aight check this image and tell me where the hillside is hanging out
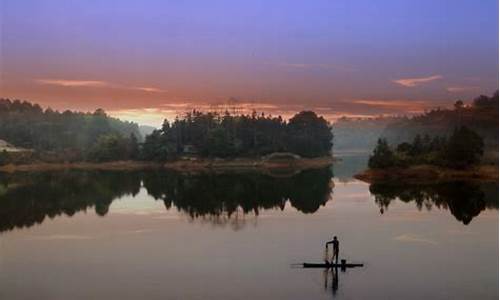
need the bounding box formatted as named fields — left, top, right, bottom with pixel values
left=0, top=99, right=142, bottom=154
left=382, top=92, right=498, bottom=151
left=332, top=92, right=498, bottom=160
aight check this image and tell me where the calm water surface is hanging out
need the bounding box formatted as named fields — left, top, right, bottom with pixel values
left=0, top=155, right=498, bottom=299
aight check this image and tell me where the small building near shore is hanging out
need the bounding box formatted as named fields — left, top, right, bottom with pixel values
left=0, top=139, right=29, bottom=152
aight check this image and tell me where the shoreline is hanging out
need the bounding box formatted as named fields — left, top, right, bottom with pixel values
left=354, top=164, right=498, bottom=184
left=0, top=156, right=335, bottom=173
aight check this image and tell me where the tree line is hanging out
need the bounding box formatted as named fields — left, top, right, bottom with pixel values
left=382, top=91, right=498, bottom=151
left=369, top=126, right=484, bottom=169
left=141, top=110, right=333, bottom=160
left=0, top=99, right=333, bottom=164
left=0, top=99, right=141, bottom=162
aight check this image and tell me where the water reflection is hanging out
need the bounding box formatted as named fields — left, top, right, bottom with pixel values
left=0, top=168, right=497, bottom=234
left=0, top=171, right=142, bottom=232
left=323, top=267, right=346, bottom=298
left=0, top=168, right=334, bottom=233
left=369, top=181, right=499, bottom=225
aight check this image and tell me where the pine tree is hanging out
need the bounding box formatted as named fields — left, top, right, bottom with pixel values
left=368, top=138, right=396, bottom=169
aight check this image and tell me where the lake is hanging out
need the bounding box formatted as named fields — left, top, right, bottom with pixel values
left=0, top=154, right=498, bottom=299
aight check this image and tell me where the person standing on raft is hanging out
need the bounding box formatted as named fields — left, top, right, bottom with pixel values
left=325, top=236, right=339, bottom=264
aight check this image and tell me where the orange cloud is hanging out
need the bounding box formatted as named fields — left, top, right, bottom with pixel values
left=393, top=75, right=442, bottom=87
left=133, top=87, right=167, bottom=93
left=351, top=99, right=428, bottom=111
left=36, top=79, right=108, bottom=87
left=35, top=79, right=166, bottom=93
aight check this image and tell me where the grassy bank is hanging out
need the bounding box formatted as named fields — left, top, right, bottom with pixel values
left=355, top=164, right=498, bottom=184
left=0, top=156, right=334, bottom=173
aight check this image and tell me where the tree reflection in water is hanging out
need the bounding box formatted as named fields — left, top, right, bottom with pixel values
left=1, top=169, right=496, bottom=233
left=0, top=171, right=142, bottom=232
left=0, top=168, right=334, bottom=233
left=369, top=181, right=498, bottom=225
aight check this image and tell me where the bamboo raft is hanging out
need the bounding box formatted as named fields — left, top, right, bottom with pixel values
left=302, top=260, right=363, bottom=269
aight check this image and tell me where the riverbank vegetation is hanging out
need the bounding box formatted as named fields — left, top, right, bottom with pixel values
left=356, top=125, right=498, bottom=183
left=381, top=91, right=498, bottom=152
left=332, top=91, right=498, bottom=161
left=368, top=126, right=485, bottom=170
left=0, top=99, right=141, bottom=154
left=0, top=98, right=333, bottom=166
left=142, top=110, right=332, bottom=160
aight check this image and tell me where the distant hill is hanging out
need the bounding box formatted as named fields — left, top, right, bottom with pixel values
left=0, top=99, right=142, bottom=152
left=332, top=92, right=498, bottom=159
left=381, top=91, right=498, bottom=151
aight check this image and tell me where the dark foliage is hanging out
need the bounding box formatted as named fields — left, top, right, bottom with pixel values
left=368, top=127, right=484, bottom=169
left=141, top=110, right=333, bottom=160
left=382, top=91, right=498, bottom=151
left=444, top=126, right=484, bottom=169
left=0, top=99, right=142, bottom=161
left=368, top=138, right=396, bottom=169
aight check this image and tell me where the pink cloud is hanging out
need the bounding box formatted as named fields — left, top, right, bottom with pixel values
left=36, top=78, right=166, bottom=93
left=393, top=75, right=443, bottom=87
left=36, top=79, right=108, bottom=87
left=446, top=86, right=479, bottom=93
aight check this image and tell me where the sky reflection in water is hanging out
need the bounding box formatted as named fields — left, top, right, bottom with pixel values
left=0, top=159, right=497, bottom=299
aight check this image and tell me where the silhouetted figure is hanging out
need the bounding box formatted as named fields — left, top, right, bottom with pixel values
left=325, top=236, right=339, bottom=264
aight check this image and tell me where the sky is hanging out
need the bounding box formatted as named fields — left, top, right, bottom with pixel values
left=1, top=0, right=498, bottom=126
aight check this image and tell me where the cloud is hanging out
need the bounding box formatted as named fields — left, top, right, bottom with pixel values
left=133, top=86, right=166, bottom=93
left=394, top=234, right=437, bottom=245
left=266, top=62, right=356, bottom=72
left=110, top=99, right=430, bottom=127
left=393, top=75, right=443, bottom=87
left=36, top=79, right=108, bottom=87
left=36, top=78, right=166, bottom=93
left=350, top=99, right=428, bottom=112
left=446, top=86, right=479, bottom=93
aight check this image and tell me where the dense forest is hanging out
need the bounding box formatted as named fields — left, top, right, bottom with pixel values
left=0, top=99, right=332, bottom=163
left=381, top=91, right=499, bottom=151
left=332, top=91, right=498, bottom=157
left=368, top=126, right=485, bottom=170
left=142, top=110, right=333, bottom=160
left=0, top=99, right=142, bottom=162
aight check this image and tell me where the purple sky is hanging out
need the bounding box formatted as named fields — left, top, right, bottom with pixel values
left=1, top=0, right=498, bottom=125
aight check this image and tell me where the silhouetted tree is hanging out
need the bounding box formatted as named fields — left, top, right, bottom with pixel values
left=142, top=110, right=332, bottom=160
left=444, top=126, right=484, bottom=169
left=286, top=111, right=333, bottom=157
left=368, top=138, right=396, bottom=169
